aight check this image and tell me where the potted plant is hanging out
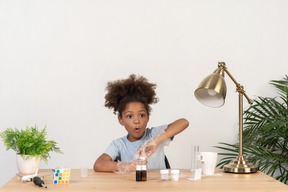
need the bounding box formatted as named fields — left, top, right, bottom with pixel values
left=0, top=125, right=63, bottom=174
left=215, top=75, right=288, bottom=184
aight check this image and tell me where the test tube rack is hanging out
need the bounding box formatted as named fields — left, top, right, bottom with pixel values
left=52, top=168, right=71, bottom=184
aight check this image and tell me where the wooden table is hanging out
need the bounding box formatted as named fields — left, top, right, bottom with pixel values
left=0, top=169, right=287, bottom=192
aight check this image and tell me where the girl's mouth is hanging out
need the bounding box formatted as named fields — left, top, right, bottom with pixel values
left=134, top=128, right=140, bottom=132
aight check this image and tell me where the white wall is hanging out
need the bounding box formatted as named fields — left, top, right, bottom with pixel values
left=1, top=0, right=288, bottom=187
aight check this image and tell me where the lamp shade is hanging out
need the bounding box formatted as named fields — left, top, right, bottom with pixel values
left=194, top=67, right=227, bottom=108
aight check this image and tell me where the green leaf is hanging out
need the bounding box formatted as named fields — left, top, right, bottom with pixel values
left=0, top=125, right=63, bottom=164
left=215, top=75, right=288, bottom=185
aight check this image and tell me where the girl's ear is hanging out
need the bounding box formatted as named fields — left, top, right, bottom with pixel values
left=118, top=115, right=124, bottom=126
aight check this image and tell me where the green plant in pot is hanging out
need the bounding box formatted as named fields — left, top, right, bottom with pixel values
left=215, top=75, right=288, bottom=184
left=0, top=125, right=63, bottom=174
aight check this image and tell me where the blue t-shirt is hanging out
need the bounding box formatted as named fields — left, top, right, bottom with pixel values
left=104, top=124, right=171, bottom=169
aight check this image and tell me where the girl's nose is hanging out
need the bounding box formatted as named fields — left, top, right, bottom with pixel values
left=134, top=117, right=140, bottom=124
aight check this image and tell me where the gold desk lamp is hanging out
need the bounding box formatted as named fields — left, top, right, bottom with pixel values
left=194, top=61, right=258, bottom=173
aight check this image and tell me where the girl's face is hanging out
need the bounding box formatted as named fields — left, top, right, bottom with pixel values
left=118, top=102, right=149, bottom=142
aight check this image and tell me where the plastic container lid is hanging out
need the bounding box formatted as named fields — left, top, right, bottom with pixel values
left=136, top=165, right=142, bottom=170
left=171, top=169, right=180, bottom=174
left=141, top=165, right=147, bottom=170
left=160, top=169, right=169, bottom=174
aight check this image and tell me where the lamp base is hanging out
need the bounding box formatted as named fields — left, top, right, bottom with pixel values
left=224, top=155, right=258, bottom=173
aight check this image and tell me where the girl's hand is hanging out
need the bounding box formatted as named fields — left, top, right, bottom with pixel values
left=116, top=159, right=147, bottom=173
left=116, top=161, right=136, bottom=173
left=137, top=140, right=158, bottom=159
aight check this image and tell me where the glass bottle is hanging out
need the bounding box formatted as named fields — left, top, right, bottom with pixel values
left=141, top=165, right=147, bottom=181
left=136, top=165, right=142, bottom=182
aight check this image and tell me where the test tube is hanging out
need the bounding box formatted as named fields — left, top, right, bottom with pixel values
left=191, top=145, right=200, bottom=170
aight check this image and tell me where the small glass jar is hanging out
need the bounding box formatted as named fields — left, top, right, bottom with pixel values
left=141, top=165, right=147, bottom=181
left=136, top=165, right=142, bottom=182
left=160, top=169, right=169, bottom=181
left=171, top=170, right=180, bottom=181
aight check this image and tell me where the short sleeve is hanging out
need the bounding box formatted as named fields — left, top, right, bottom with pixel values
left=104, top=141, right=120, bottom=161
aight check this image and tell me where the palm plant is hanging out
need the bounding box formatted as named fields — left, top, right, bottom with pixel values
left=215, top=75, right=288, bottom=184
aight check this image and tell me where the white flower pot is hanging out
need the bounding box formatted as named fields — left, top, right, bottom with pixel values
left=16, top=154, right=41, bottom=174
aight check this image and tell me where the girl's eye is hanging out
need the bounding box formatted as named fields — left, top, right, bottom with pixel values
left=140, top=114, right=145, bottom=118
left=127, top=115, right=132, bottom=119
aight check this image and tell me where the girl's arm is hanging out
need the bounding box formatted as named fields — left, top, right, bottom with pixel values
left=155, top=118, right=189, bottom=145
left=94, top=154, right=143, bottom=172
left=138, top=118, right=189, bottom=157
left=93, top=154, right=118, bottom=172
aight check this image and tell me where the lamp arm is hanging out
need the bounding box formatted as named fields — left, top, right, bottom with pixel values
left=218, top=62, right=253, bottom=105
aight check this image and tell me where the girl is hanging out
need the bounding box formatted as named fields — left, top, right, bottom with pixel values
left=93, top=74, right=189, bottom=172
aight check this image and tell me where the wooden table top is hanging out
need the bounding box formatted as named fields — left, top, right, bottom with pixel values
left=0, top=169, right=287, bottom=192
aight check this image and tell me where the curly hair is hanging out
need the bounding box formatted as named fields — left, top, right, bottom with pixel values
left=104, top=74, right=158, bottom=117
